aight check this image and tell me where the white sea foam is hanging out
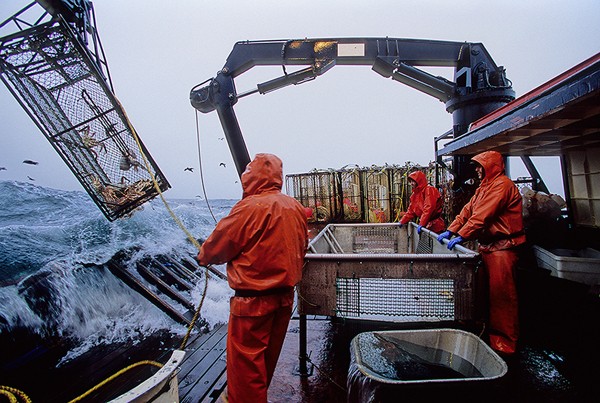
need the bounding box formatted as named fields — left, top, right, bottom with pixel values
left=0, top=180, right=237, bottom=361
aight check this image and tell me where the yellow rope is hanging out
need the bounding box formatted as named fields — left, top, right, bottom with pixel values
left=179, top=272, right=209, bottom=349
left=2, top=91, right=220, bottom=403
left=115, top=97, right=210, bottom=349
left=0, top=386, right=32, bottom=403
left=0, top=389, right=17, bottom=403
left=67, top=360, right=163, bottom=403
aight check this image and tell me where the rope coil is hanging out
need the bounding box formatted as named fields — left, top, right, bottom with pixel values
left=0, top=386, right=32, bottom=403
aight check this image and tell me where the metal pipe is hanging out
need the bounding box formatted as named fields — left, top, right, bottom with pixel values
left=390, top=71, right=450, bottom=102
left=305, top=252, right=477, bottom=260
left=414, top=223, right=475, bottom=255
left=257, top=67, right=316, bottom=94
left=298, top=313, right=309, bottom=376
left=520, top=155, right=550, bottom=194
left=395, top=62, right=454, bottom=97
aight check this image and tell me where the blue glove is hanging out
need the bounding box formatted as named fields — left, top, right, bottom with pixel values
left=417, top=225, right=423, bottom=234
left=437, top=230, right=452, bottom=244
left=447, top=236, right=464, bottom=250
left=398, top=223, right=403, bottom=228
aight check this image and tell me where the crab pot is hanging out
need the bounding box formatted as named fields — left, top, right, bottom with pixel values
left=0, top=20, right=169, bottom=220
left=286, top=164, right=438, bottom=224
left=347, top=329, right=508, bottom=402
left=285, top=170, right=340, bottom=223
left=300, top=223, right=483, bottom=323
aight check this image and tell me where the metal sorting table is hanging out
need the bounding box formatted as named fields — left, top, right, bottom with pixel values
left=296, top=222, right=482, bottom=375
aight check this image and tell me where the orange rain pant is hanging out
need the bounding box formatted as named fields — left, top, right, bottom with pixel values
left=226, top=291, right=294, bottom=403
left=482, top=249, right=520, bottom=354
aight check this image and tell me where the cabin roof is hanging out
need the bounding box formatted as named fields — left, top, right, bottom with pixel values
left=437, top=52, right=600, bottom=157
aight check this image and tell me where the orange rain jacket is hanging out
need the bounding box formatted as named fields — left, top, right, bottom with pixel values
left=197, top=154, right=308, bottom=402
left=448, top=151, right=525, bottom=251
left=447, top=150, right=524, bottom=354
left=400, top=170, right=445, bottom=233
left=197, top=153, right=308, bottom=292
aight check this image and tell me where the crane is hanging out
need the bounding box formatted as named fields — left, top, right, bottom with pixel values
left=190, top=38, right=515, bottom=186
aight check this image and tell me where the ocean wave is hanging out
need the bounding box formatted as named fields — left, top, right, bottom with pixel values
left=0, top=180, right=236, bottom=361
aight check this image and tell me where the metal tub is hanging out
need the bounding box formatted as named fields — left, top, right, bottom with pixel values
left=347, top=328, right=507, bottom=402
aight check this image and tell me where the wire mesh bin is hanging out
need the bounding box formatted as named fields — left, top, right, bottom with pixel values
left=0, top=20, right=169, bottom=221
left=340, top=168, right=363, bottom=222
left=363, top=168, right=390, bottom=223
left=300, top=223, right=482, bottom=322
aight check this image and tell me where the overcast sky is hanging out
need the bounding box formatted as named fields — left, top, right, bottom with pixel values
left=1, top=0, right=598, bottom=200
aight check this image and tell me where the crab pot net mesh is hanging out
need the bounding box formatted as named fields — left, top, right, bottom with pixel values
left=352, top=225, right=400, bottom=254
left=364, top=169, right=391, bottom=223
left=0, top=22, right=169, bottom=221
left=340, top=169, right=362, bottom=222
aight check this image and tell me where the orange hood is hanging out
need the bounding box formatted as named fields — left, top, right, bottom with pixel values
left=472, top=151, right=504, bottom=185
left=241, top=153, right=283, bottom=198
left=408, top=170, right=427, bottom=191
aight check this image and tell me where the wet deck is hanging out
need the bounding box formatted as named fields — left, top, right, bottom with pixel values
left=1, top=263, right=598, bottom=402
left=268, top=266, right=599, bottom=402
left=0, top=324, right=227, bottom=402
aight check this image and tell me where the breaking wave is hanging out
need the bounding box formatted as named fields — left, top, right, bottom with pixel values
left=0, top=180, right=235, bottom=362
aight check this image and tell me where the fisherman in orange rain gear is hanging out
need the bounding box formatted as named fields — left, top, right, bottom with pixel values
left=196, top=154, right=308, bottom=403
left=399, top=170, right=445, bottom=234
left=437, top=150, right=525, bottom=355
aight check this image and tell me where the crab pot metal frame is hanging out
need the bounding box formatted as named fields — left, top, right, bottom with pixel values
left=363, top=168, right=391, bottom=223
left=0, top=19, right=169, bottom=221
left=339, top=168, right=363, bottom=222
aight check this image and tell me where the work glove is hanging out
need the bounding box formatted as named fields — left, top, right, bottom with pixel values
left=437, top=230, right=453, bottom=244
left=447, top=236, right=464, bottom=250
left=417, top=225, right=423, bottom=234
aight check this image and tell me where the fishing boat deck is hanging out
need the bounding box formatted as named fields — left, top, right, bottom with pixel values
left=1, top=261, right=598, bottom=402
left=1, top=222, right=598, bottom=402
left=269, top=265, right=599, bottom=402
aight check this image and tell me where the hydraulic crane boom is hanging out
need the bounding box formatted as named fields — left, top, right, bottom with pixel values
left=190, top=37, right=514, bottom=182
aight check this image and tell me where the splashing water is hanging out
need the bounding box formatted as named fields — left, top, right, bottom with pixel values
left=0, top=180, right=235, bottom=361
